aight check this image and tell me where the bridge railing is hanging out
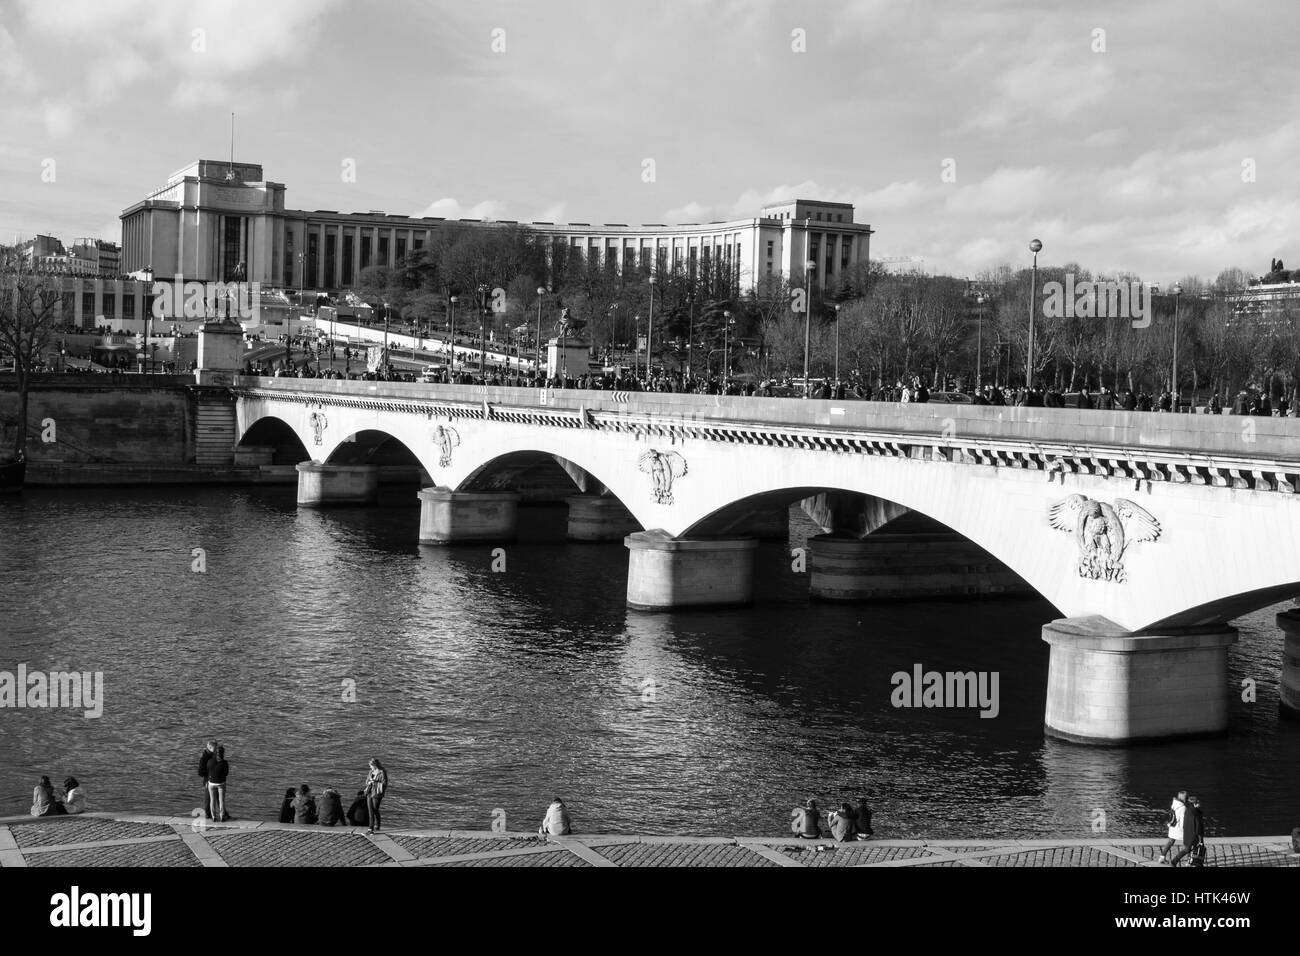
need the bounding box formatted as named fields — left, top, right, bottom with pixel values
left=233, top=376, right=1300, bottom=463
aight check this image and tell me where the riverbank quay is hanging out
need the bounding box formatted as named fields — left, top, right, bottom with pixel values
left=1, top=812, right=1296, bottom=868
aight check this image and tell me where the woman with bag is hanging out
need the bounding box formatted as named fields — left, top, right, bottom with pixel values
left=363, top=758, right=388, bottom=833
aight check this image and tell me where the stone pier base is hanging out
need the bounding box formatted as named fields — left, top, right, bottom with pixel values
left=296, top=461, right=378, bottom=507
left=566, top=495, right=640, bottom=542
left=807, top=532, right=1028, bottom=601
left=418, top=487, right=519, bottom=544
left=1274, top=610, right=1300, bottom=719
left=1042, top=616, right=1238, bottom=744
left=624, top=531, right=757, bottom=610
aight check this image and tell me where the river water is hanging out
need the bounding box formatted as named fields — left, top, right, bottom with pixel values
left=1, top=486, right=1296, bottom=839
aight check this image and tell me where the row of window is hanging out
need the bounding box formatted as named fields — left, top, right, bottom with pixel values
left=771, top=210, right=848, bottom=223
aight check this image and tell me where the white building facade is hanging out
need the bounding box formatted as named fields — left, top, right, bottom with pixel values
left=122, top=161, right=873, bottom=293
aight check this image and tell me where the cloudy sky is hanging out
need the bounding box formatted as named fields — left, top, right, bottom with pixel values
left=1, top=0, right=1295, bottom=284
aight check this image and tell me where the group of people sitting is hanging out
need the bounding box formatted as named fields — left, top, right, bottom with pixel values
left=30, top=776, right=87, bottom=816
left=275, top=758, right=389, bottom=833
left=791, top=797, right=874, bottom=842
left=279, top=784, right=371, bottom=828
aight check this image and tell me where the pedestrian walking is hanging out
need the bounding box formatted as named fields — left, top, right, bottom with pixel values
left=363, top=758, right=388, bottom=833
left=1158, top=790, right=1187, bottom=864
left=1170, top=795, right=1205, bottom=867
left=206, top=745, right=229, bottom=822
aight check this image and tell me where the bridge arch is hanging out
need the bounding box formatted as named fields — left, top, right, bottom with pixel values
left=235, top=415, right=311, bottom=466
left=683, top=485, right=1034, bottom=603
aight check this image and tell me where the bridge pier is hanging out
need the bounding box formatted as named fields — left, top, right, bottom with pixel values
left=806, top=531, right=1027, bottom=601
left=296, top=461, right=378, bottom=507
left=624, top=531, right=757, bottom=610
left=1042, top=617, right=1238, bottom=744
left=566, top=495, right=640, bottom=542
left=1273, top=610, right=1300, bottom=719
left=418, top=487, right=519, bottom=544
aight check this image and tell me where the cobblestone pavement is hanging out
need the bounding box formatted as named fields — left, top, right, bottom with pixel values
left=0, top=814, right=1296, bottom=868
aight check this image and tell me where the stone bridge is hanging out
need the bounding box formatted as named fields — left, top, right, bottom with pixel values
left=233, top=377, right=1300, bottom=744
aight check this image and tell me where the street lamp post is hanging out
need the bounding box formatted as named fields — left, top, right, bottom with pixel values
left=143, top=265, right=154, bottom=374
left=833, top=303, right=841, bottom=382
left=448, top=295, right=457, bottom=379
left=477, top=283, right=488, bottom=378
left=803, top=259, right=815, bottom=396
left=633, top=314, right=641, bottom=378
left=1027, top=239, right=1042, bottom=387
left=687, top=296, right=695, bottom=382
left=647, top=275, right=656, bottom=380
left=535, top=287, right=546, bottom=379
left=723, top=310, right=733, bottom=386
left=1171, top=284, right=1182, bottom=409
left=382, top=301, right=389, bottom=378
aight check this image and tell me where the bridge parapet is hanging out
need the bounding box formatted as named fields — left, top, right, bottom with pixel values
left=235, top=377, right=1300, bottom=495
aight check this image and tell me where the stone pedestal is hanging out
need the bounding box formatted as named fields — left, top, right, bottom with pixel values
left=1274, top=610, right=1300, bottom=719
left=418, top=487, right=519, bottom=544
left=296, top=461, right=378, bottom=507
left=1042, top=616, right=1238, bottom=744
left=195, top=316, right=246, bottom=386
left=807, top=532, right=1028, bottom=601
left=546, top=338, right=589, bottom=380
left=624, top=530, right=757, bottom=610
left=566, top=495, right=639, bottom=542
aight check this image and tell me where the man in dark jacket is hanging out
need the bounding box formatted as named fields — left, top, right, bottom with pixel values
left=197, top=739, right=217, bottom=819
left=1170, top=795, right=1204, bottom=867
left=318, top=787, right=346, bottom=826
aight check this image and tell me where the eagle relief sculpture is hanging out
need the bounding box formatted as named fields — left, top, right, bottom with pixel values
left=432, top=425, right=460, bottom=468
left=638, top=448, right=687, bottom=505
left=1047, top=494, right=1161, bottom=583
left=307, top=411, right=328, bottom=445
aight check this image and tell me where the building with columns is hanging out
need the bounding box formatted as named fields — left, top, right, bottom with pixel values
left=121, top=160, right=873, bottom=293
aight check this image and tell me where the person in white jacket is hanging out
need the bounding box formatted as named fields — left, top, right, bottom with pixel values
left=538, top=798, right=572, bottom=836
left=1158, top=790, right=1187, bottom=864
left=62, top=777, right=87, bottom=814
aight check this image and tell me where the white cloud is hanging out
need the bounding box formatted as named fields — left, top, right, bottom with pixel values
left=414, top=198, right=509, bottom=221
left=531, top=203, right=566, bottom=224
left=42, top=102, right=76, bottom=138
left=663, top=201, right=713, bottom=222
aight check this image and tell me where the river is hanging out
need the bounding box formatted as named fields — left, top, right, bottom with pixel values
left=1, top=486, right=1296, bottom=838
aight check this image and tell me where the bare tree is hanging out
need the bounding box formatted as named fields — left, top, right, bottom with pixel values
left=1, top=244, right=62, bottom=461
